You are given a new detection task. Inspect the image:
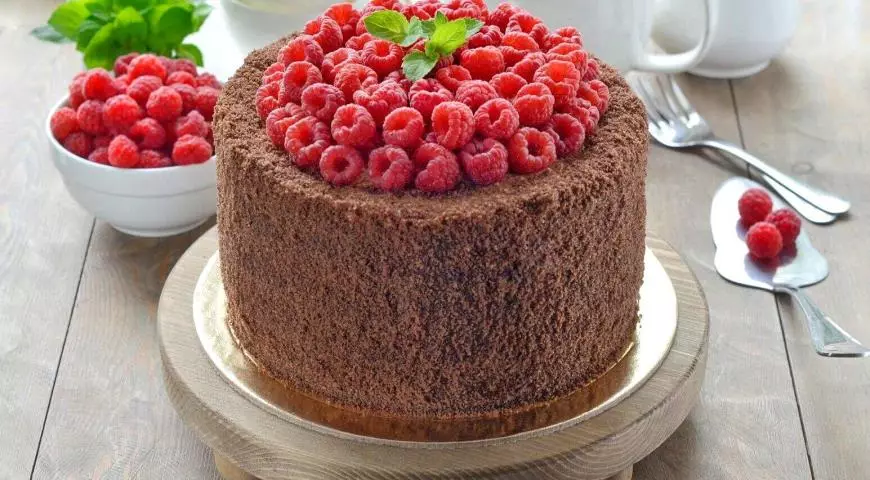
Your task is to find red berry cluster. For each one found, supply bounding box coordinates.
[255,1,607,193]
[738,188,802,260]
[50,53,222,168]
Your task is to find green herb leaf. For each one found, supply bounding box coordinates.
[47,0,90,39]
[419,19,436,37]
[176,43,203,65]
[30,24,72,43]
[364,10,409,44]
[76,18,104,50]
[83,22,119,69]
[84,0,112,13]
[191,1,213,30]
[402,17,428,47]
[113,7,148,52]
[147,3,194,52]
[114,0,155,9]
[434,11,448,26]
[403,50,439,82]
[429,19,467,56]
[462,18,484,37]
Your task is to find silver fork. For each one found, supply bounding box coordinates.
[630,74,851,224]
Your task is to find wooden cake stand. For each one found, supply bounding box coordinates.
[158,228,709,480]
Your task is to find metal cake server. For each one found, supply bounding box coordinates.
[711,177,869,358]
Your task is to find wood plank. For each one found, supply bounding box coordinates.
[0,2,95,477]
[31,222,218,479]
[633,75,812,479]
[731,1,870,478]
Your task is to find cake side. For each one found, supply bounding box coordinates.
[214,38,648,417]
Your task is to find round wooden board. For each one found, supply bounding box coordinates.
[158,227,709,480]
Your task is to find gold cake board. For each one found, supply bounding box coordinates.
[158,227,709,480]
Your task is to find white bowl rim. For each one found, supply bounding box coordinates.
[47,95,216,173]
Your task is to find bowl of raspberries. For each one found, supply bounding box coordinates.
[254,0,608,193]
[47,53,223,237]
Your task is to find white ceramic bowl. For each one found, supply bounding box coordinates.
[47,96,218,237]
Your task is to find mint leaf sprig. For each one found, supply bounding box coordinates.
[364,10,483,82]
[31,0,212,70]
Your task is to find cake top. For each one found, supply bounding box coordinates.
[250,1,610,193]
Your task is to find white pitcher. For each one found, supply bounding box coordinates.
[488,0,719,73]
[652,0,800,78]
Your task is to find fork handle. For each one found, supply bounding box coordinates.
[777,285,870,358]
[761,174,837,224]
[700,138,851,215]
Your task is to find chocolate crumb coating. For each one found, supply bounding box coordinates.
[214,37,648,419]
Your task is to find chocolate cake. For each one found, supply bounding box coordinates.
[213,36,647,436]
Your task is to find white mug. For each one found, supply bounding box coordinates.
[652,0,799,78]
[491,0,719,73]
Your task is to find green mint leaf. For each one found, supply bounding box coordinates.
[401,17,428,47]
[403,51,439,82]
[76,18,104,50]
[83,22,120,69]
[113,7,148,52]
[434,11,448,26]
[191,1,213,30]
[146,3,194,52]
[83,0,111,15]
[30,24,72,43]
[420,19,436,36]
[429,19,467,56]
[364,10,409,44]
[113,0,154,9]
[46,0,90,39]
[462,18,484,37]
[176,43,204,66]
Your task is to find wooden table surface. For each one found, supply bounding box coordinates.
[2,1,868,479]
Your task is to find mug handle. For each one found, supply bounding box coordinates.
[631,0,719,73]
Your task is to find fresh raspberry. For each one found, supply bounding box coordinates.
[76,100,106,135]
[50,106,79,141]
[284,116,331,167]
[353,81,406,123]
[127,75,163,106]
[166,71,196,87]
[170,58,199,76]
[324,3,361,42]
[370,0,401,10]
[266,104,306,147]
[583,58,600,81]
[580,79,610,113]
[279,35,325,66]
[490,72,527,100]
[113,52,138,76]
[263,62,286,85]
[459,138,509,185]
[512,82,554,126]
[436,54,455,70]
[279,61,323,105]
[331,104,377,147]
[195,73,222,89]
[460,47,505,81]
[544,113,585,157]
[509,51,547,82]
[195,86,219,120]
[544,26,583,50]
[474,98,520,140]
[500,32,540,66]
[456,80,498,112]
[301,83,346,121]
[93,135,112,149]
[431,101,474,150]
[435,65,472,93]
[345,33,375,51]
[88,146,109,165]
[69,75,87,109]
[401,3,433,21]
[319,145,363,185]
[146,86,184,122]
[368,145,414,191]
[82,68,118,101]
[107,134,140,168]
[579,104,600,136]
[172,134,213,165]
[382,107,425,149]
[256,82,281,119]
[128,54,167,81]
[534,60,582,109]
[128,117,167,149]
[321,48,360,83]
[114,74,130,91]
[546,43,588,73]
[413,141,452,168]
[507,13,548,46]
[443,0,488,22]
[304,15,344,53]
[409,79,453,120]
[414,146,462,193]
[746,222,783,259]
[487,2,520,30]
[766,209,802,245]
[385,70,413,92]
[102,94,142,133]
[137,149,172,168]
[173,110,209,139]
[508,127,556,174]
[171,83,198,113]
[332,63,378,100]
[738,188,774,227]
[468,25,504,48]
[63,132,93,158]
[361,39,403,78]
